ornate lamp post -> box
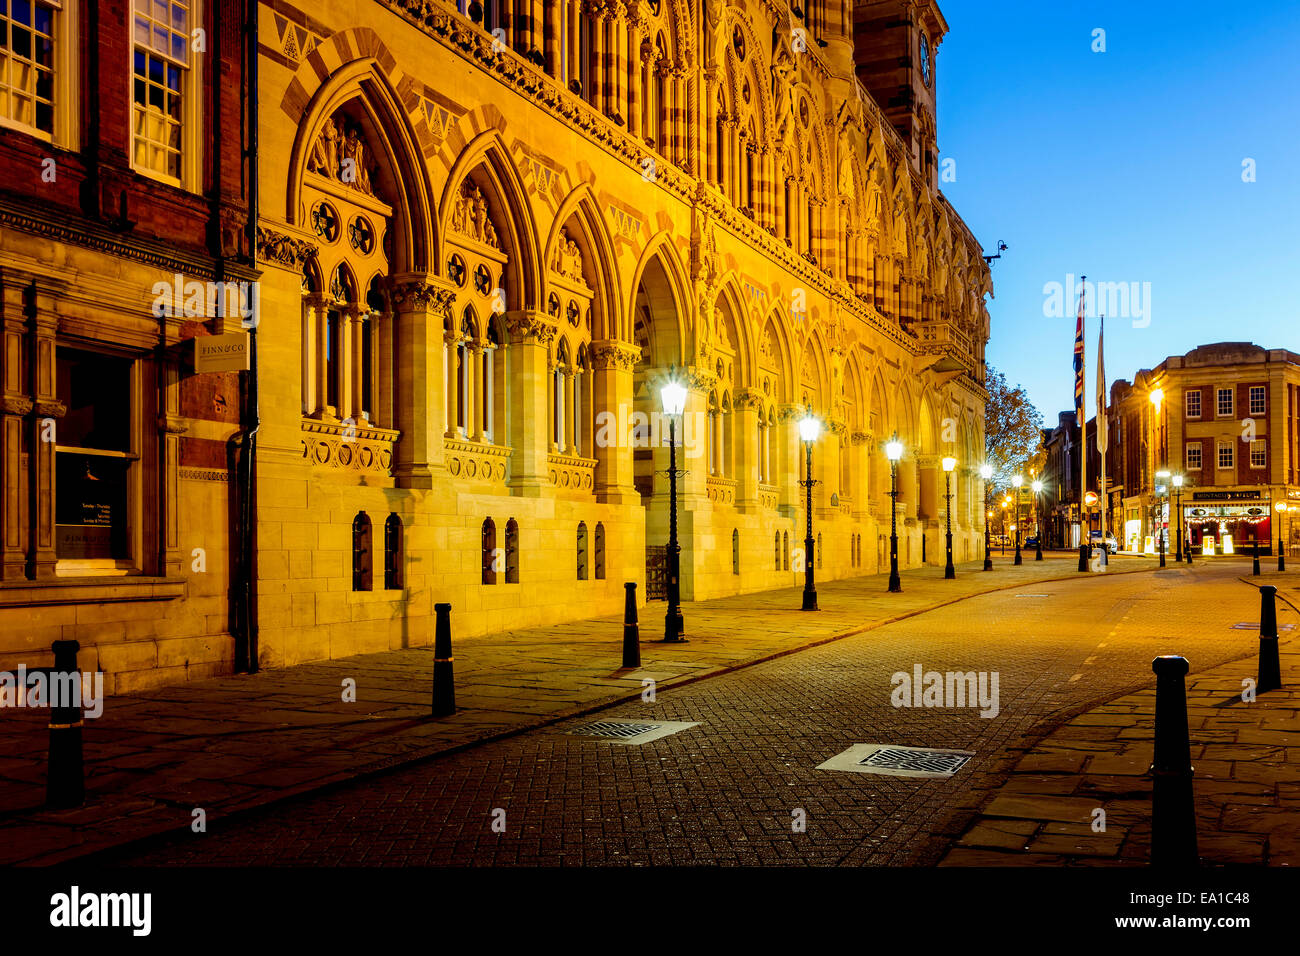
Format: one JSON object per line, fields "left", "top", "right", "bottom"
{"left": 1032, "top": 478, "right": 1044, "bottom": 561}
{"left": 1276, "top": 501, "right": 1288, "bottom": 572}
{"left": 1172, "top": 474, "right": 1185, "bottom": 562}
{"left": 980, "top": 464, "right": 994, "bottom": 571}
{"left": 1001, "top": 498, "right": 1010, "bottom": 554}
{"left": 798, "top": 410, "right": 821, "bottom": 611}
{"left": 1011, "top": 474, "right": 1024, "bottom": 565}
{"left": 885, "top": 436, "right": 904, "bottom": 592}
{"left": 942, "top": 456, "right": 957, "bottom": 579}
{"left": 660, "top": 377, "right": 687, "bottom": 642}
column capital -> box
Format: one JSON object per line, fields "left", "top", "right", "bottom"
{"left": 390, "top": 274, "right": 457, "bottom": 319}
{"left": 256, "top": 224, "right": 319, "bottom": 271}
{"left": 505, "top": 310, "right": 560, "bottom": 347}
{"left": 917, "top": 454, "right": 941, "bottom": 468}
{"left": 733, "top": 388, "right": 765, "bottom": 411}
{"left": 591, "top": 340, "right": 641, "bottom": 371}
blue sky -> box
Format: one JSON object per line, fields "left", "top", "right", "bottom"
{"left": 935, "top": 0, "right": 1300, "bottom": 423}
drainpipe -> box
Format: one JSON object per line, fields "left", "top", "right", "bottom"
{"left": 233, "top": 0, "right": 260, "bottom": 672}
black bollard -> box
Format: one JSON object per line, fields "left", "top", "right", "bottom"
{"left": 1077, "top": 542, "right": 1088, "bottom": 572}
{"left": 431, "top": 603, "right": 455, "bottom": 717}
{"left": 1150, "top": 655, "right": 1197, "bottom": 867}
{"left": 46, "top": 640, "right": 84, "bottom": 809}
{"left": 1253, "top": 543, "right": 1261, "bottom": 576}
{"left": 1258, "top": 585, "right": 1281, "bottom": 693}
{"left": 622, "top": 582, "right": 641, "bottom": 669}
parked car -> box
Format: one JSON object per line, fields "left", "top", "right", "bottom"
{"left": 1024, "top": 535, "right": 1040, "bottom": 549}
{"left": 1088, "top": 530, "right": 1119, "bottom": 554}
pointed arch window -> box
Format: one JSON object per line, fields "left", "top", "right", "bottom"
{"left": 783, "top": 531, "right": 790, "bottom": 570}
{"left": 481, "top": 517, "right": 498, "bottom": 585}
{"left": 384, "top": 513, "right": 404, "bottom": 589}
{"left": 352, "top": 511, "right": 373, "bottom": 591}
{"left": 505, "top": 518, "right": 520, "bottom": 583}
{"left": 732, "top": 529, "right": 740, "bottom": 575}
{"left": 594, "top": 522, "right": 606, "bottom": 580}
{"left": 577, "top": 521, "right": 588, "bottom": 580}
{"left": 774, "top": 531, "right": 781, "bottom": 570}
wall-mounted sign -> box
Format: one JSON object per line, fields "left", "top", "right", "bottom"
{"left": 194, "top": 332, "right": 250, "bottom": 373}
{"left": 1191, "top": 491, "right": 1262, "bottom": 502}
{"left": 1084, "top": 491, "right": 1099, "bottom": 506}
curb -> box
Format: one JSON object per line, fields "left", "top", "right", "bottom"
{"left": 42, "top": 560, "right": 1162, "bottom": 866}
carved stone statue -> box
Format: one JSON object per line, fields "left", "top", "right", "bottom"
{"left": 704, "top": 0, "right": 727, "bottom": 72}
{"left": 308, "top": 117, "right": 340, "bottom": 178}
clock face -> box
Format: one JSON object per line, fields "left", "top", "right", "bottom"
{"left": 919, "top": 35, "right": 931, "bottom": 86}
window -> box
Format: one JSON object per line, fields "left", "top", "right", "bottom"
{"left": 816, "top": 533, "right": 823, "bottom": 569}
{"left": 1217, "top": 442, "right": 1233, "bottom": 470}
{"left": 1186, "top": 442, "right": 1202, "bottom": 471}
{"left": 383, "top": 514, "right": 403, "bottom": 589}
{"left": 481, "top": 517, "right": 497, "bottom": 585}
{"left": 351, "top": 511, "right": 373, "bottom": 591}
{"left": 782, "top": 531, "right": 789, "bottom": 570}
{"left": 1250, "top": 440, "right": 1266, "bottom": 469}
{"left": 504, "top": 518, "right": 519, "bottom": 583}
{"left": 773, "top": 531, "right": 780, "bottom": 570}
{"left": 732, "top": 529, "right": 739, "bottom": 575}
{"left": 0, "top": 0, "right": 55, "bottom": 135}
{"left": 594, "top": 522, "right": 605, "bottom": 580}
{"left": 1250, "top": 386, "right": 1266, "bottom": 416}
{"left": 131, "top": 0, "right": 194, "bottom": 184}
{"left": 1184, "top": 389, "right": 1201, "bottom": 419}
{"left": 576, "top": 521, "right": 588, "bottom": 580}
{"left": 55, "top": 348, "right": 137, "bottom": 566}
{"left": 1216, "top": 387, "right": 1233, "bottom": 417}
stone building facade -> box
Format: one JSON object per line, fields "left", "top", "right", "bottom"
{"left": 2, "top": 0, "right": 993, "bottom": 689}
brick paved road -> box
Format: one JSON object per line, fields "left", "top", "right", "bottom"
{"left": 117, "top": 562, "right": 1285, "bottom": 866}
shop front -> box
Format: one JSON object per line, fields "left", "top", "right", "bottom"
{"left": 1186, "top": 491, "right": 1271, "bottom": 556}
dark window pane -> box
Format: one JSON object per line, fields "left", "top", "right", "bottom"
{"left": 56, "top": 348, "right": 132, "bottom": 452}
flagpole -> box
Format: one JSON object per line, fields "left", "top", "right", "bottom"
{"left": 1079, "top": 277, "right": 1087, "bottom": 561}
{"left": 1099, "top": 314, "right": 1108, "bottom": 565}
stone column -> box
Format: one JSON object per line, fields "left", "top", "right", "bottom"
{"left": 733, "top": 389, "right": 761, "bottom": 512}
{"left": 470, "top": 342, "right": 486, "bottom": 441}
{"left": 158, "top": 357, "right": 187, "bottom": 578}
{"left": 506, "top": 311, "right": 558, "bottom": 496}
{"left": 390, "top": 276, "right": 455, "bottom": 488}
{"left": 0, "top": 276, "right": 30, "bottom": 580}
{"left": 591, "top": 340, "right": 639, "bottom": 503}
{"left": 543, "top": 0, "right": 559, "bottom": 77}
{"left": 376, "top": 311, "right": 394, "bottom": 429}
{"left": 349, "top": 309, "right": 366, "bottom": 423}
{"left": 563, "top": 365, "right": 576, "bottom": 452}
{"left": 627, "top": 20, "right": 642, "bottom": 138}
{"left": 29, "top": 286, "right": 61, "bottom": 579}
{"left": 312, "top": 300, "right": 331, "bottom": 418}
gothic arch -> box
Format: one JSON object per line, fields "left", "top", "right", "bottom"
{"left": 286, "top": 55, "right": 436, "bottom": 273}
{"left": 628, "top": 231, "right": 692, "bottom": 365}
{"left": 544, "top": 184, "right": 622, "bottom": 342}
{"left": 440, "top": 128, "right": 543, "bottom": 312}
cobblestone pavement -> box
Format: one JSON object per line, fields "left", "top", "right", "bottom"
{"left": 113, "top": 560, "right": 1291, "bottom": 866}
{"left": 0, "top": 553, "right": 1151, "bottom": 865}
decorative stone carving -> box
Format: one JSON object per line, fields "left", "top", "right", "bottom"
{"left": 307, "top": 114, "right": 379, "bottom": 198}
{"left": 257, "top": 226, "right": 319, "bottom": 269}
{"left": 591, "top": 341, "right": 641, "bottom": 371}
{"left": 301, "top": 419, "right": 399, "bottom": 475}
{"left": 732, "top": 389, "right": 764, "bottom": 411}
{"left": 0, "top": 396, "right": 33, "bottom": 416}
{"left": 446, "top": 438, "right": 511, "bottom": 484}
{"left": 547, "top": 452, "right": 596, "bottom": 492}
{"left": 506, "top": 313, "right": 559, "bottom": 346}
{"left": 390, "top": 281, "right": 455, "bottom": 316}
{"left": 551, "top": 227, "right": 584, "bottom": 281}
{"left": 450, "top": 183, "right": 500, "bottom": 248}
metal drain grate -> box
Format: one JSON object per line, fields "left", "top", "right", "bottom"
{"left": 817, "top": 743, "right": 976, "bottom": 779}
{"left": 859, "top": 747, "right": 972, "bottom": 776}
{"left": 566, "top": 718, "right": 700, "bottom": 746}
{"left": 575, "top": 720, "right": 661, "bottom": 739}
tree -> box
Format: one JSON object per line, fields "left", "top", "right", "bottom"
{"left": 985, "top": 366, "right": 1045, "bottom": 492}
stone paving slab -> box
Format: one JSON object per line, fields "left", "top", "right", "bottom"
{"left": 0, "top": 553, "right": 1155, "bottom": 866}
{"left": 942, "top": 640, "right": 1300, "bottom": 866}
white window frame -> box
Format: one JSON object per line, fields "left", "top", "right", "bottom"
{"left": 1184, "top": 389, "right": 1201, "bottom": 419}
{"left": 1216, "top": 387, "right": 1234, "bottom": 418}
{"left": 1249, "top": 385, "right": 1266, "bottom": 417}
{"left": 1217, "top": 441, "right": 1233, "bottom": 470}
{"left": 128, "top": 0, "right": 203, "bottom": 192}
{"left": 0, "top": 0, "right": 79, "bottom": 147}
{"left": 1185, "top": 442, "right": 1202, "bottom": 471}
{"left": 1250, "top": 440, "right": 1266, "bottom": 469}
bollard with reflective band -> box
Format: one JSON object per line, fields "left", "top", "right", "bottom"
{"left": 1150, "top": 655, "right": 1197, "bottom": 867}
{"left": 1258, "top": 585, "right": 1281, "bottom": 693}
{"left": 431, "top": 603, "right": 455, "bottom": 717}
{"left": 47, "top": 640, "right": 85, "bottom": 809}
{"left": 622, "top": 582, "right": 641, "bottom": 669}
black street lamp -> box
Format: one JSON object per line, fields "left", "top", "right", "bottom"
{"left": 886, "top": 435, "right": 903, "bottom": 592}
{"left": 1011, "top": 474, "right": 1024, "bottom": 566}
{"left": 798, "top": 410, "right": 821, "bottom": 611}
{"left": 1276, "top": 501, "right": 1289, "bottom": 573}
{"left": 1173, "top": 474, "right": 1185, "bottom": 563}
{"left": 1032, "top": 478, "right": 1044, "bottom": 561}
{"left": 1156, "top": 470, "right": 1169, "bottom": 568}
{"left": 980, "top": 463, "right": 994, "bottom": 571}
{"left": 942, "top": 456, "right": 957, "bottom": 579}
{"left": 660, "top": 377, "right": 687, "bottom": 642}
